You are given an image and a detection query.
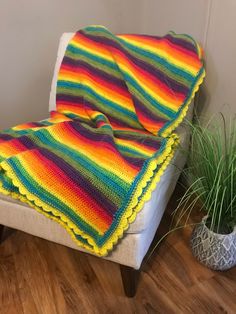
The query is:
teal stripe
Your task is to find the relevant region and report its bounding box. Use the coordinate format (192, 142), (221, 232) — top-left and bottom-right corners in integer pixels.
(0, 173), (18, 193)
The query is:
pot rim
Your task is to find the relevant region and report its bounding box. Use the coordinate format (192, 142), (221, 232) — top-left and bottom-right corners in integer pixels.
(201, 216), (236, 237)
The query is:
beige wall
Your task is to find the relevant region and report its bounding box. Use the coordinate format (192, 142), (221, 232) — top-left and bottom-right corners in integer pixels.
(198, 0), (236, 116)
(136, 0), (236, 116)
(0, 0), (124, 129)
(139, 0), (210, 44)
(0, 0), (235, 130)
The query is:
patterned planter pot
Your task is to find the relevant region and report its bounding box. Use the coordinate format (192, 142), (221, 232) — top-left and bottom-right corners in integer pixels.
(190, 218), (236, 271)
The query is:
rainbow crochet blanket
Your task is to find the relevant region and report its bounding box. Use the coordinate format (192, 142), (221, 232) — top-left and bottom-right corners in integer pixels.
(0, 26), (205, 256)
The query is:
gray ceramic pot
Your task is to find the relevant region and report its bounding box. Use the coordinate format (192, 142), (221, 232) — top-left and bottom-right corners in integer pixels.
(190, 217), (236, 271)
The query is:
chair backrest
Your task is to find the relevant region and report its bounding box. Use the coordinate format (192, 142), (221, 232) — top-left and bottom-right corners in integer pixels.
(49, 33), (194, 122)
(49, 33), (74, 112)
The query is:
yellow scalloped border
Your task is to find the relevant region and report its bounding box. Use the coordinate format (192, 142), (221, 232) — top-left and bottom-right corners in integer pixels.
(161, 68), (205, 138)
(0, 133), (178, 256)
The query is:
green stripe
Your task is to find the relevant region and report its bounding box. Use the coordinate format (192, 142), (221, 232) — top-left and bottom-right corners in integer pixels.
(66, 46), (122, 80)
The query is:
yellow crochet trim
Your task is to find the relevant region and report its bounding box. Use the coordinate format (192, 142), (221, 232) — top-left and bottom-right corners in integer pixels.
(0, 133), (178, 256)
(0, 174), (94, 252)
(161, 69), (206, 138)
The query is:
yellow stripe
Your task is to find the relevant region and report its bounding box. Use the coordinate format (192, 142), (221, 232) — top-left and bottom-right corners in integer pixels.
(71, 39), (113, 63)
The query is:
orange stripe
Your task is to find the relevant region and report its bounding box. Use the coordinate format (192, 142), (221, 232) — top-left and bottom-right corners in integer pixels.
(0, 140), (27, 158)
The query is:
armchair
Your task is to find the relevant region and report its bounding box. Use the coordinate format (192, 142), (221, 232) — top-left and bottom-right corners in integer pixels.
(0, 33), (193, 297)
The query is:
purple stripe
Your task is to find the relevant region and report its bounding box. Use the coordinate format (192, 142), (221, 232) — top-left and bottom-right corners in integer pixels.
(56, 94), (140, 129)
(29, 122), (46, 127)
(0, 134), (14, 141)
(116, 133), (162, 149)
(39, 146), (117, 215)
(18, 136), (37, 149)
(132, 96), (169, 124)
(70, 120), (115, 145)
(121, 155), (145, 168)
(56, 94), (84, 104)
(165, 34), (198, 54)
(70, 121), (147, 169)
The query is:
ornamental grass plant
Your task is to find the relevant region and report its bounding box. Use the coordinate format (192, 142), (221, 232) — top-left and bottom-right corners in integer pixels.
(173, 114), (236, 234)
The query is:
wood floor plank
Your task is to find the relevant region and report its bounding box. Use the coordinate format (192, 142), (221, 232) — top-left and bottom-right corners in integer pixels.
(0, 184), (236, 313)
(0, 241), (24, 314)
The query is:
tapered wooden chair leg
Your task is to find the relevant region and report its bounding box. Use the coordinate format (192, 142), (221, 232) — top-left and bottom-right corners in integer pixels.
(120, 265), (140, 297)
(0, 224), (4, 244)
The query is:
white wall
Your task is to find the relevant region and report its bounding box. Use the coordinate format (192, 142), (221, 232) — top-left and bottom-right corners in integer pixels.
(0, 0), (235, 130)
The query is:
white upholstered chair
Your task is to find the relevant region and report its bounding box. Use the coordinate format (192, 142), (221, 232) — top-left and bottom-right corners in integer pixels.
(0, 33), (193, 297)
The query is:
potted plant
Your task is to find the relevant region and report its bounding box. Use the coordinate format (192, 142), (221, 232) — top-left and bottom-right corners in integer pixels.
(172, 114), (236, 271)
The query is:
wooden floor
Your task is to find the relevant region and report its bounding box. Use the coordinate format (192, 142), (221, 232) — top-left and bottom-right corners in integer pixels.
(0, 185), (236, 314)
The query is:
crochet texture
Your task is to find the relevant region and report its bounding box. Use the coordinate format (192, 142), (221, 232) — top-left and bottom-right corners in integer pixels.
(0, 26), (205, 256)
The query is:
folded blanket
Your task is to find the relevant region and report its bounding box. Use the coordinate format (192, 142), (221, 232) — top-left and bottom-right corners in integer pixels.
(0, 26), (205, 256)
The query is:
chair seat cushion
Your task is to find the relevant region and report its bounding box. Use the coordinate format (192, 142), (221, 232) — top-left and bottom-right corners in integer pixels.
(0, 125), (189, 234)
(0, 192), (161, 269)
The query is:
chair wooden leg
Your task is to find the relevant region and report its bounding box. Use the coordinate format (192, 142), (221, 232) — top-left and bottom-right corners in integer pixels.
(120, 265), (140, 297)
(0, 224), (4, 244)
